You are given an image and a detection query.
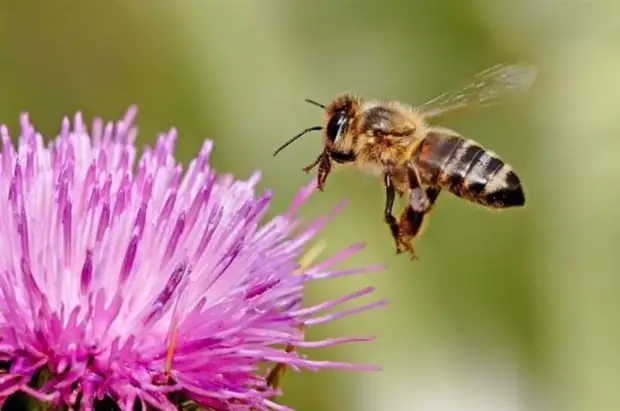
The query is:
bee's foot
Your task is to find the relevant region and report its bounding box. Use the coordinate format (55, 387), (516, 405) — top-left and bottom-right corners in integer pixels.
(395, 237), (419, 260)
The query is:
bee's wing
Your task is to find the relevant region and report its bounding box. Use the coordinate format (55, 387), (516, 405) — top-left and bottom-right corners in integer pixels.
(416, 63), (538, 120)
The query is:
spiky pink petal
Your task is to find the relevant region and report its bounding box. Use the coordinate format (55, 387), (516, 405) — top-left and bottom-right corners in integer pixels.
(0, 107), (384, 410)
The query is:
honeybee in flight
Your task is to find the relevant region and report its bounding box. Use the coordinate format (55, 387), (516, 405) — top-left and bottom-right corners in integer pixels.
(273, 63), (538, 259)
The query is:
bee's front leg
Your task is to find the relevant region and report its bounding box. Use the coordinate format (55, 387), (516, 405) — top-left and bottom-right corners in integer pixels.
(303, 153), (332, 191)
(316, 154), (332, 191)
(302, 153), (322, 173)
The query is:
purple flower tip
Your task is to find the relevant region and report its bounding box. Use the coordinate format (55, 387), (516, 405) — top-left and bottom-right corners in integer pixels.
(0, 107), (385, 410)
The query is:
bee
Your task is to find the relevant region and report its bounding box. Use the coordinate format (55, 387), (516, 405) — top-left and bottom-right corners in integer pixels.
(273, 63), (538, 259)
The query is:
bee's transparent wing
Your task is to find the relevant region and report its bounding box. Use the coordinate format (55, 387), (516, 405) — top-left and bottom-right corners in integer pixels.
(416, 63), (538, 119)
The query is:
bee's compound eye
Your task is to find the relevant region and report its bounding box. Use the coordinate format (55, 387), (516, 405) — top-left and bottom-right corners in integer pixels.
(326, 110), (348, 143)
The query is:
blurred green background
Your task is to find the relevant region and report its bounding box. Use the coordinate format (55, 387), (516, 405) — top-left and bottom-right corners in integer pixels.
(1, 1), (619, 410)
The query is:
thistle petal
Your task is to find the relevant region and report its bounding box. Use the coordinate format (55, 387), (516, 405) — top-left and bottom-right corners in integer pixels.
(0, 107), (385, 410)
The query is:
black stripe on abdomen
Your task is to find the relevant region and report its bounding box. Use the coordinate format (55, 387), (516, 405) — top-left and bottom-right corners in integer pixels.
(415, 134), (463, 186)
(463, 150), (504, 194)
(438, 139), (489, 196)
(414, 133), (525, 208)
(446, 142), (487, 194)
(464, 149), (525, 208)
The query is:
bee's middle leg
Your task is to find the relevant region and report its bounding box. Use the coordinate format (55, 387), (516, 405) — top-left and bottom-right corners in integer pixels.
(383, 171), (417, 257)
(383, 172), (402, 250)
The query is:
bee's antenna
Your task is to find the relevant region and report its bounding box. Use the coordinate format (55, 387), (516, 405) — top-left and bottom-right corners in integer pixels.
(304, 99), (326, 109)
(273, 126), (323, 157)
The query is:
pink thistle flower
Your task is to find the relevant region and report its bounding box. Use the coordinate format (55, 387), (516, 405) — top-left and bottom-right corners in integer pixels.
(0, 107), (385, 410)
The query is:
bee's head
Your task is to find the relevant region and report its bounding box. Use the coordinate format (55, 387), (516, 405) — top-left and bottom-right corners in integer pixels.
(272, 94), (359, 164)
(322, 94), (360, 153)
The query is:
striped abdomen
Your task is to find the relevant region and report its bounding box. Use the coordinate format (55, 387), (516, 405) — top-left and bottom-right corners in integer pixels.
(412, 130), (525, 208)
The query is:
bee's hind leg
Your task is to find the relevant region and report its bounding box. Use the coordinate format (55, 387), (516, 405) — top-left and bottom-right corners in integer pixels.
(396, 186), (442, 259)
(393, 164), (442, 259)
(384, 162), (442, 259)
(425, 187), (441, 211)
(396, 208), (424, 260)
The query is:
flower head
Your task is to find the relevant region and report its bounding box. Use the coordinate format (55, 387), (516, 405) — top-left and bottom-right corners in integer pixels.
(0, 107), (385, 410)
